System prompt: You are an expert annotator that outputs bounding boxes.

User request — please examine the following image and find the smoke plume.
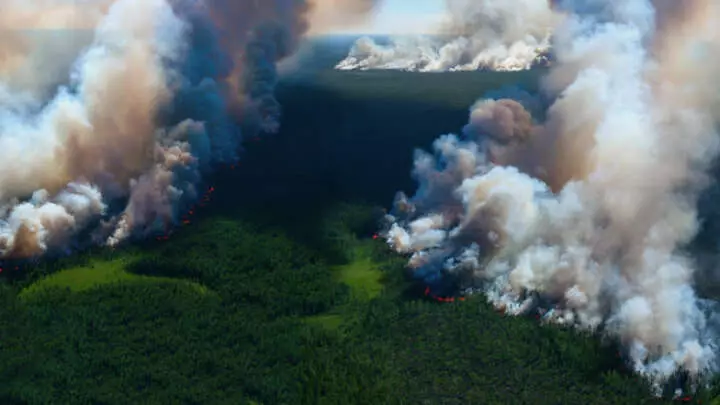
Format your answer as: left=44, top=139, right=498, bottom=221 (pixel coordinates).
left=383, top=0, right=720, bottom=387
left=0, top=0, right=379, bottom=260
left=308, top=0, right=382, bottom=34
left=336, top=0, right=561, bottom=72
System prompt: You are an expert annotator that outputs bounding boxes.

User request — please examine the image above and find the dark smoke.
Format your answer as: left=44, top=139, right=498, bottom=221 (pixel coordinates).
left=0, top=0, right=381, bottom=259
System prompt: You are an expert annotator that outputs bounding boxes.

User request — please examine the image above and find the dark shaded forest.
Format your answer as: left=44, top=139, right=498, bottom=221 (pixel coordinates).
left=1, top=41, right=719, bottom=404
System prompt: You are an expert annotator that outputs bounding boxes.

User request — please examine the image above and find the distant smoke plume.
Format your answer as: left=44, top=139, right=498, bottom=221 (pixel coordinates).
left=384, top=0, right=720, bottom=388
left=336, top=0, right=561, bottom=72
left=198, top=0, right=380, bottom=131
left=0, top=0, right=379, bottom=259
left=308, top=0, right=382, bottom=34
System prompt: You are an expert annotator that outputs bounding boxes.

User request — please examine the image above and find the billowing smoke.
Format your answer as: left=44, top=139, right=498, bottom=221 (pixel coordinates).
left=336, top=0, right=561, bottom=72
left=0, top=0, right=379, bottom=259
left=383, top=0, right=720, bottom=387
left=308, top=0, right=383, bottom=34
left=0, top=1, right=111, bottom=104
left=196, top=0, right=380, bottom=132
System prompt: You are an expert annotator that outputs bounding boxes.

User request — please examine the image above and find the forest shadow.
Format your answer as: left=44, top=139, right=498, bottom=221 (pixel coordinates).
left=206, top=78, right=475, bottom=260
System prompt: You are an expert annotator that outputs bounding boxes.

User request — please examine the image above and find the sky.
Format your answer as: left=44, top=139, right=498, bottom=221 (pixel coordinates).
left=342, top=0, right=447, bottom=35
left=2, top=1, right=447, bottom=35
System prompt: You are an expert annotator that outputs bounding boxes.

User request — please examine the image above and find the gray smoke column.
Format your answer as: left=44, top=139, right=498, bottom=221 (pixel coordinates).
left=384, top=0, right=720, bottom=387
left=0, top=0, right=380, bottom=259
left=200, top=0, right=381, bottom=133
left=336, top=0, right=561, bottom=72
left=197, top=0, right=309, bottom=133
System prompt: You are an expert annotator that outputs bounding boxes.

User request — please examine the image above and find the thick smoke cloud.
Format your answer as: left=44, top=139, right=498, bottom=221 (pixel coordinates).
left=308, top=0, right=382, bottom=34
left=0, top=0, right=379, bottom=259
left=0, top=1, right=110, bottom=101
left=383, top=0, right=720, bottom=387
left=336, top=0, right=561, bottom=72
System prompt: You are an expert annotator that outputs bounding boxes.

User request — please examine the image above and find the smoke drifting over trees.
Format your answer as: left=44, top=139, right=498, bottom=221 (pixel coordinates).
left=383, top=0, right=720, bottom=388
left=0, top=0, right=379, bottom=259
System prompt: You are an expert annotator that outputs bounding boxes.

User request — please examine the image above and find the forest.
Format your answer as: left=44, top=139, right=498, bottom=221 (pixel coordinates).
left=1, top=65, right=719, bottom=404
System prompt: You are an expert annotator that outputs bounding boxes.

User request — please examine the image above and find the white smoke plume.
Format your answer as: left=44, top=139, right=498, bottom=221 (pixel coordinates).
left=383, top=0, right=720, bottom=387
left=336, top=0, right=561, bottom=72
left=0, top=0, right=189, bottom=257
left=0, top=0, right=381, bottom=260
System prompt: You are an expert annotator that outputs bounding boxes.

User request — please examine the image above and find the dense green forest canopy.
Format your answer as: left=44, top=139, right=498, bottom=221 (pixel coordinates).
left=1, top=66, right=719, bottom=404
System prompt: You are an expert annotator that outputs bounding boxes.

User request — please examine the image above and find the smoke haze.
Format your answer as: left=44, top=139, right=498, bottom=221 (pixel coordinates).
left=383, top=0, right=720, bottom=387
left=336, top=0, right=560, bottom=72
left=0, top=0, right=379, bottom=259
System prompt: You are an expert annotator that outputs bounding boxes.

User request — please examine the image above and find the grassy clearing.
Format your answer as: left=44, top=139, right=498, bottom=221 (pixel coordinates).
left=3, top=59, right=716, bottom=402
left=303, top=313, right=344, bottom=330
left=303, top=241, right=385, bottom=332
left=19, top=254, right=209, bottom=300
left=334, top=241, right=384, bottom=301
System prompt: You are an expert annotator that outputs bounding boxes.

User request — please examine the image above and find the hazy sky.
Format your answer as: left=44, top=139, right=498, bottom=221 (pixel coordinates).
left=345, top=0, right=446, bottom=35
